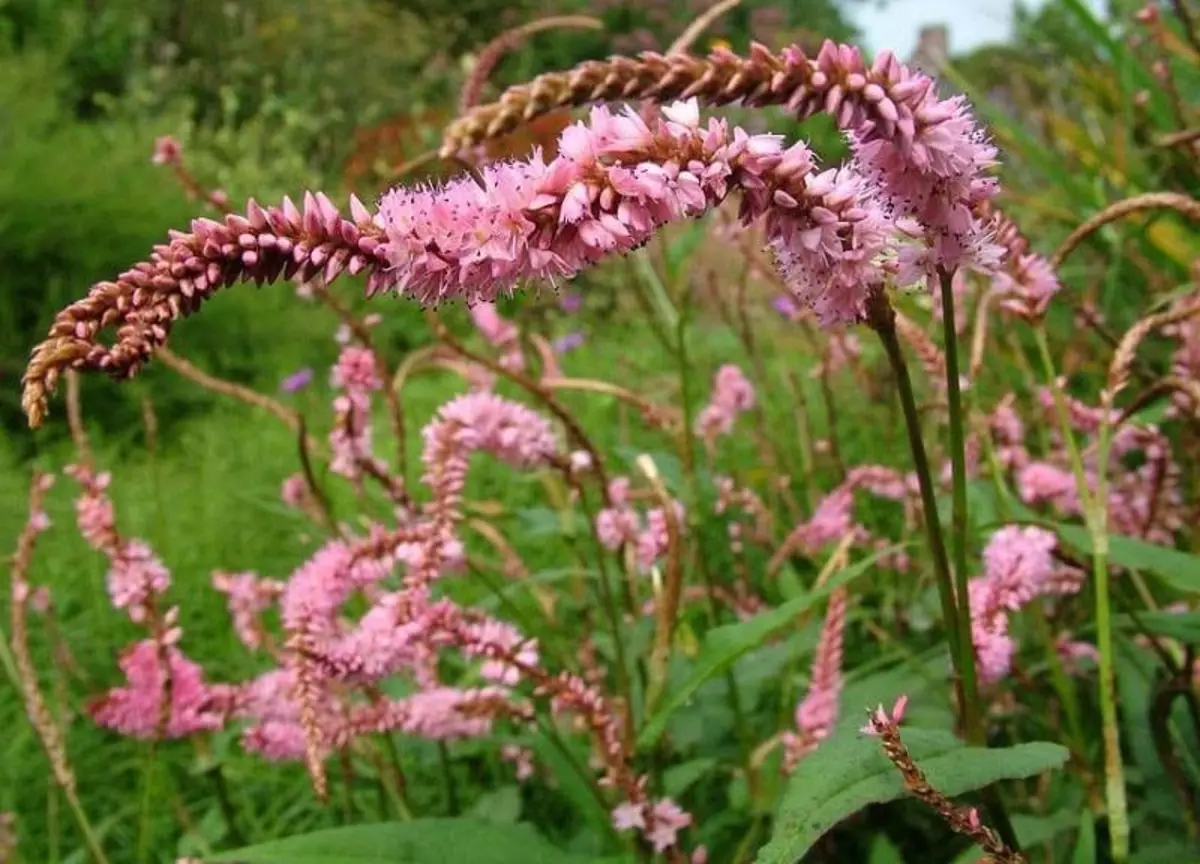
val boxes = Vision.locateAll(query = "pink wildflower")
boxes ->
[969,526,1070,683]
[784,587,848,769]
[212,571,283,651]
[331,345,382,392]
[107,540,171,623]
[280,473,309,508]
[647,798,692,853]
[151,135,182,166]
[695,364,756,442]
[612,801,646,832]
[501,744,535,781]
[90,640,227,739]
[781,486,859,556]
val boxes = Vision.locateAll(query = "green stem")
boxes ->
[937,268,983,744]
[437,742,459,816]
[378,735,415,821]
[1033,326,1128,861]
[574,486,640,726]
[1029,600,1089,763]
[868,292,963,691]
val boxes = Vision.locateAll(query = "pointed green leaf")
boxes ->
[1071,809,1095,864]
[1050,521,1200,594]
[756,728,1069,863]
[206,820,590,864]
[636,548,897,751]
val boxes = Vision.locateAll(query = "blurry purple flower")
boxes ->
[559,291,584,313]
[281,368,314,393]
[553,332,585,354]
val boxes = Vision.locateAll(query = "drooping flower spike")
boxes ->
[24,41,1055,428]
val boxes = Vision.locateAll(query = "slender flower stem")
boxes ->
[873,289,1019,850]
[936,267,983,745]
[867,291,962,677]
[1033,326,1128,861]
[437,742,460,815]
[378,734,415,821]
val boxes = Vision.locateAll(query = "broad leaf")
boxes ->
[1118,611,1200,644]
[636,548,895,750]
[1052,521,1200,594]
[207,819,589,864]
[756,728,1068,863]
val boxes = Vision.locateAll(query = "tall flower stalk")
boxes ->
[1033,327,1128,861]
[937,266,983,744]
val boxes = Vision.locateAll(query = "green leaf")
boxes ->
[756,728,1069,864]
[986,500,1200,596]
[1050,521,1200,594]
[867,835,905,864]
[467,786,521,824]
[517,507,578,539]
[636,547,896,751]
[528,733,611,834]
[663,758,718,799]
[206,820,590,864]
[1071,809,1095,864]
[1117,611,1200,644]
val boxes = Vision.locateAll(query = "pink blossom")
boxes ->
[463,618,538,685]
[501,744,535,781]
[784,587,848,769]
[612,801,646,832]
[331,346,382,392]
[377,100,900,324]
[595,505,640,549]
[1017,462,1080,513]
[969,526,1069,683]
[647,798,692,853]
[64,464,116,550]
[90,641,227,739]
[634,504,684,572]
[695,364,756,441]
[107,540,170,622]
[781,486,859,556]
[861,694,909,735]
[151,135,182,166]
[212,571,283,651]
[421,392,559,521]
[280,473,309,508]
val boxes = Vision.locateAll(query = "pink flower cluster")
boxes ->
[968,526,1083,683]
[779,464,914,561]
[783,586,849,769]
[1009,388,1184,545]
[329,345,386,481]
[595,477,686,573]
[695,364,755,444]
[88,641,230,740]
[376,99,908,325]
